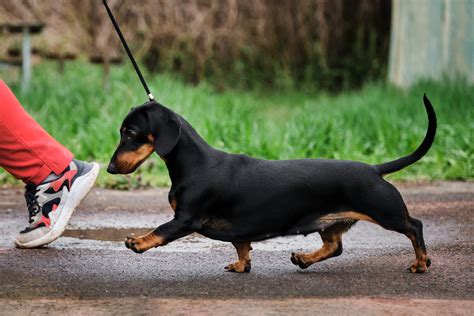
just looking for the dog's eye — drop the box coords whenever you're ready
[125,130,137,139]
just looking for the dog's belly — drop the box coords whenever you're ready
[198,227,282,242]
[197,189,352,242]
[197,211,355,242]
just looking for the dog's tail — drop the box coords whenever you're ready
[375,94,437,175]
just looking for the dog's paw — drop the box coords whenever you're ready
[225,261,251,273]
[291,252,311,269]
[124,232,164,254]
[124,236,146,254]
[407,257,431,273]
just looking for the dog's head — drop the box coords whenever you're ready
[107,101,181,174]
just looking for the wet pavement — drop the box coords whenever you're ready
[0,181,473,315]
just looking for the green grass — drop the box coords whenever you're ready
[1,61,472,188]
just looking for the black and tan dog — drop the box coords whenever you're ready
[107,95,436,273]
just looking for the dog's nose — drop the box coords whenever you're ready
[107,162,117,174]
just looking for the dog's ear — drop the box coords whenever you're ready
[146,103,182,157]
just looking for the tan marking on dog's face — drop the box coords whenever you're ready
[115,143,154,173]
[146,133,170,162]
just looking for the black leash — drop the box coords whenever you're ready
[102,0,154,101]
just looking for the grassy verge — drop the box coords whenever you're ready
[1,61,472,188]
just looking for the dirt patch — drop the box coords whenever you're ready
[1,298,472,315]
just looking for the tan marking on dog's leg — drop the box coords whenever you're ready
[125,230,165,254]
[321,211,377,224]
[170,198,177,211]
[407,234,429,273]
[225,242,252,273]
[291,222,353,269]
[292,233,341,269]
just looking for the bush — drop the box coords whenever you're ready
[0,0,391,90]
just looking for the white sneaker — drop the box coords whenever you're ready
[14,160,99,248]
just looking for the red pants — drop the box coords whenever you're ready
[0,80,73,185]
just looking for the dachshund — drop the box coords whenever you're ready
[107,95,436,273]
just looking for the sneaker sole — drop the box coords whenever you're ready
[14,162,100,248]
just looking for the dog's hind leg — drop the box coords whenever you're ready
[356,181,431,273]
[379,214,430,273]
[406,216,431,273]
[225,242,252,273]
[291,222,354,269]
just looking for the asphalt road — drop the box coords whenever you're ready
[0,181,473,315]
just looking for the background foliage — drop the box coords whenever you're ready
[1,62,472,188]
[0,0,391,90]
[0,1,471,188]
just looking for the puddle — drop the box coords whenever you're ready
[63,228,208,244]
[60,227,318,252]
[61,228,227,252]
[60,222,428,253]
[63,228,152,242]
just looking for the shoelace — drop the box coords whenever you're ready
[24,184,40,224]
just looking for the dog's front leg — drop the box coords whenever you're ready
[125,218,193,254]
